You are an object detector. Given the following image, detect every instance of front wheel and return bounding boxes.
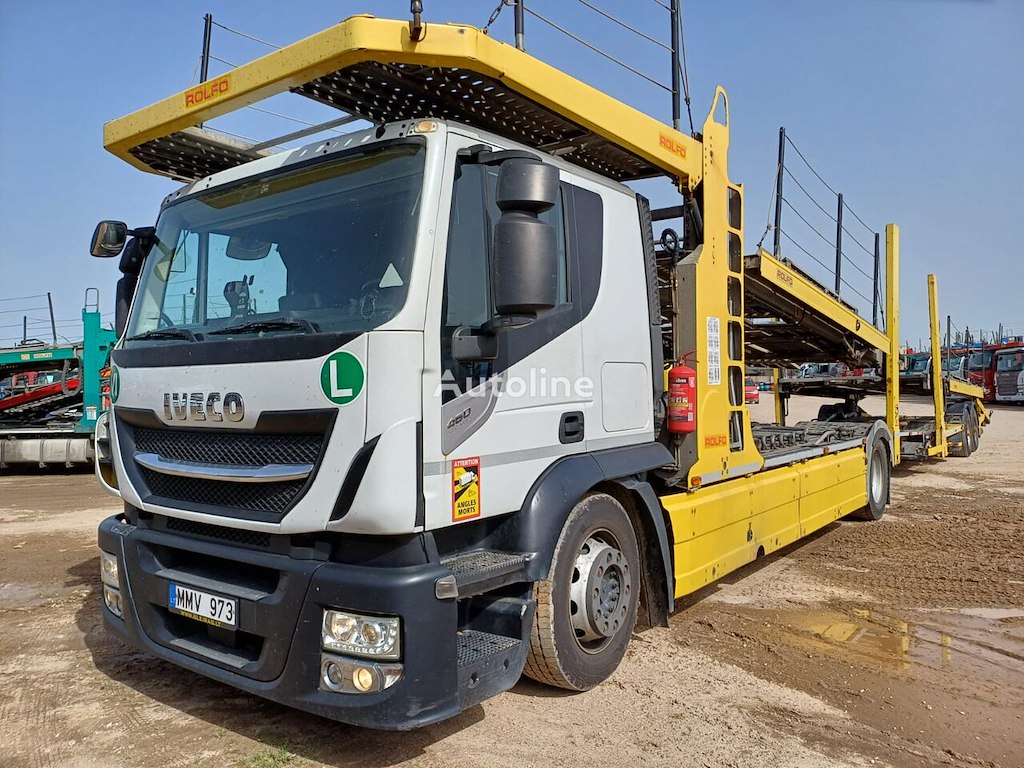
[524,493,640,691]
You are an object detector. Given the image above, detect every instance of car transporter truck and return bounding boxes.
[89,11,987,729]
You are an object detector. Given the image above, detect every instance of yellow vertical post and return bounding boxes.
[772,368,784,425]
[927,274,947,456]
[885,224,901,464]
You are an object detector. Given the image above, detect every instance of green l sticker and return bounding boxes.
[320,351,364,406]
[110,366,120,403]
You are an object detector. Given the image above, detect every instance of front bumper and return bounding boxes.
[98,515,526,730]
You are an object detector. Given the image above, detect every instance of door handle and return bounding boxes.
[559,411,585,444]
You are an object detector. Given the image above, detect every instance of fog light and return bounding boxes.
[319,653,403,695]
[352,667,374,692]
[324,661,347,689]
[100,550,119,588]
[103,584,123,618]
[322,609,400,660]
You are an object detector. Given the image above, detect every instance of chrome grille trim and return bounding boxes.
[134,451,313,483]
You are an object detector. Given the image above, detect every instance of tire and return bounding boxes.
[966,405,980,454]
[854,438,890,521]
[948,403,973,457]
[524,493,640,691]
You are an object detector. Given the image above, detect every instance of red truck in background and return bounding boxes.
[968,340,1024,402]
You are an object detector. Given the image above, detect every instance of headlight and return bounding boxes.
[100,550,120,588]
[322,609,401,660]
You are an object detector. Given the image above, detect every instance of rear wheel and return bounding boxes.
[854,439,890,521]
[966,405,980,454]
[948,403,973,457]
[524,493,640,691]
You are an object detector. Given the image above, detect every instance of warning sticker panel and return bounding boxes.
[706,316,721,386]
[452,457,481,522]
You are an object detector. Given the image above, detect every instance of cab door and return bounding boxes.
[420,132,587,530]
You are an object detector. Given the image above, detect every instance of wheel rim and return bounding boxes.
[568,529,632,654]
[869,447,885,504]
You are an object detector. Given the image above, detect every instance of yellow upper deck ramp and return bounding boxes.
[105,15,704,185]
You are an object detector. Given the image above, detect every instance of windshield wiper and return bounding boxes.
[125,328,199,342]
[208,318,318,336]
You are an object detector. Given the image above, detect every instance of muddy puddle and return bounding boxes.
[778,605,1024,682]
[688,598,1024,766]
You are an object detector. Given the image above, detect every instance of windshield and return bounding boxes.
[997,352,1024,372]
[125,143,425,344]
[968,351,992,369]
[910,356,929,372]
[940,355,965,372]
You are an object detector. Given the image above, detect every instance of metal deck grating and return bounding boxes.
[128,127,275,182]
[456,630,520,667]
[294,63,658,182]
[126,63,661,183]
[441,550,528,579]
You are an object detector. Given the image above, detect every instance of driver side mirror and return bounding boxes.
[453,158,559,363]
[491,158,559,319]
[90,221,128,258]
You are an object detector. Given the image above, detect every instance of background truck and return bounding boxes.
[90,10,969,729]
[1,291,116,467]
[994,347,1024,403]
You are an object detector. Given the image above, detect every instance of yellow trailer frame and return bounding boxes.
[921,274,988,458]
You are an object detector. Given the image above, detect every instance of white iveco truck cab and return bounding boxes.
[93,115,667,728]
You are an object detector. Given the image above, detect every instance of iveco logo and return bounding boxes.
[163,392,244,423]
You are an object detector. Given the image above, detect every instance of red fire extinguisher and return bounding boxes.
[667,354,697,434]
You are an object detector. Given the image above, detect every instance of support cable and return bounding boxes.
[755,161,782,250]
[784,134,838,196]
[675,4,696,135]
[523,6,671,91]
[783,168,837,223]
[209,54,239,68]
[575,0,671,50]
[778,219,872,306]
[243,104,353,134]
[188,55,203,86]
[781,197,836,251]
[784,133,879,254]
[782,164,878,281]
[840,225,876,261]
[778,229,834,275]
[841,199,877,237]
[210,20,281,49]
[195,53,351,141]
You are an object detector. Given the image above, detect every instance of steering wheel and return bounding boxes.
[157,312,175,329]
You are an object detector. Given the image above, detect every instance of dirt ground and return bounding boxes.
[2,396,1022,768]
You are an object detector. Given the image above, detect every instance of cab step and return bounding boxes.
[439,550,530,598]
[456,627,530,711]
[457,629,521,669]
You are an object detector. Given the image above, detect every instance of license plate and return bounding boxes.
[168,583,237,629]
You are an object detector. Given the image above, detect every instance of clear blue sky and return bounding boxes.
[1,1,1021,349]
